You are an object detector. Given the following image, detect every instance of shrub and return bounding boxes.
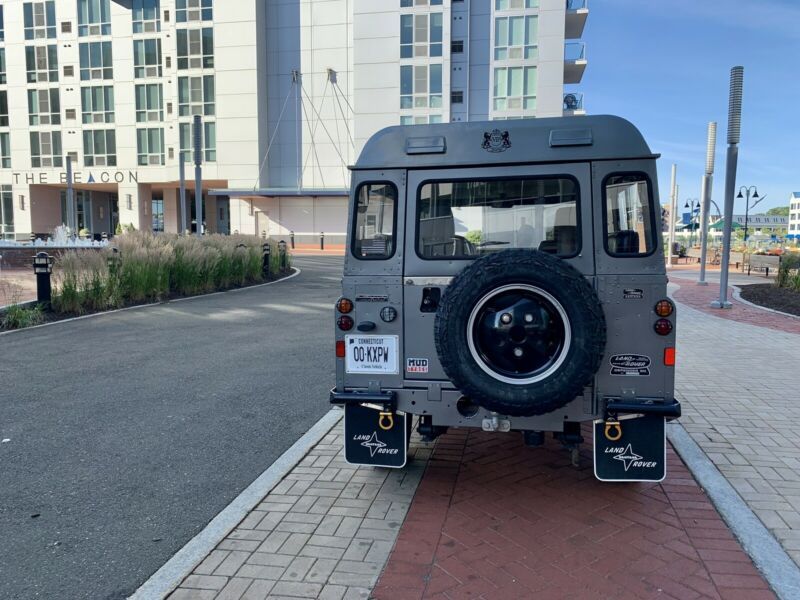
[776,252,800,291]
[1,304,45,330]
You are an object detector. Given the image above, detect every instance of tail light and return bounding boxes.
[654,319,673,336]
[337,315,354,331]
[664,347,676,366]
[336,340,345,357]
[655,299,674,317]
[336,297,354,314]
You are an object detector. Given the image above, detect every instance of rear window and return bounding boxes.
[603,173,656,257]
[417,176,580,259]
[352,182,397,260]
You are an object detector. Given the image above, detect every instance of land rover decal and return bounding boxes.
[609,354,651,376]
[482,129,511,153]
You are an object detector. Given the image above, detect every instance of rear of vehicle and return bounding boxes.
[332,116,679,481]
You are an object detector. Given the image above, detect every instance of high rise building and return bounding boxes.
[0,0,587,246]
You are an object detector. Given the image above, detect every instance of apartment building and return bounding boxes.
[0,0,588,244]
[788,192,800,240]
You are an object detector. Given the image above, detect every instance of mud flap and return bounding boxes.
[344,403,407,468]
[593,414,666,482]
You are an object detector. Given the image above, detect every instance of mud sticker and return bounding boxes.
[406,358,429,373]
[623,288,644,300]
[609,354,651,376]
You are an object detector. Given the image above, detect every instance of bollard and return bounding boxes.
[107,247,120,277]
[290,231,295,249]
[32,251,54,309]
[320,232,325,250]
[29,233,36,244]
[261,230,267,240]
[262,242,271,279]
[766,267,769,279]
[278,240,287,272]
[101,232,108,241]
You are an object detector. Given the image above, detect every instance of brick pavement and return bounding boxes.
[0,268,37,306]
[373,428,774,600]
[169,420,433,600]
[670,281,800,569]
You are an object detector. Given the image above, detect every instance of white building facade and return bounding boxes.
[788,192,800,240]
[0,0,587,246]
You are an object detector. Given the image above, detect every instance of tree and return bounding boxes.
[767,206,790,217]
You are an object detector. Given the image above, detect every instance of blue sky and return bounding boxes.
[579,0,800,212]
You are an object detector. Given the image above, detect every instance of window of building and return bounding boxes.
[400,115,442,125]
[178,75,215,116]
[81,85,114,123]
[133,0,160,33]
[401,0,443,5]
[0,49,5,84]
[400,64,442,109]
[417,177,579,259]
[0,133,9,168]
[133,38,162,78]
[451,40,464,53]
[78,0,111,36]
[152,197,164,231]
[0,91,7,127]
[135,84,163,122]
[30,131,62,167]
[0,186,13,240]
[79,41,113,80]
[400,13,442,58]
[26,45,59,83]
[603,173,656,257]
[176,0,212,23]
[0,6,4,42]
[352,183,397,260]
[176,27,214,69]
[24,1,56,40]
[451,90,463,104]
[27,88,60,125]
[495,0,538,10]
[83,129,116,166]
[137,127,164,165]
[493,66,536,111]
[61,21,72,33]
[494,15,537,60]
[179,121,215,162]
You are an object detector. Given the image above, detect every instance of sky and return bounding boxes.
[579,0,800,213]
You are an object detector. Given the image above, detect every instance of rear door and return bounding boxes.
[402,163,594,382]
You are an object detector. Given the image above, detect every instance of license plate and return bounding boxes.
[593,414,666,482]
[345,335,399,374]
[344,403,407,468]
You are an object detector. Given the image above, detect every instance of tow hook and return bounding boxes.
[604,418,623,442]
[378,411,394,431]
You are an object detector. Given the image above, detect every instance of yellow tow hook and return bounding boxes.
[378,411,394,431]
[604,419,623,442]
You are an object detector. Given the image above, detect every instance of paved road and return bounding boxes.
[0,256,343,600]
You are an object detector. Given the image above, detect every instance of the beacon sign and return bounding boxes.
[12,170,140,185]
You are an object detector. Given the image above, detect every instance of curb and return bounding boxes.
[129,408,344,600]
[667,422,800,600]
[0,268,300,337]
[731,285,800,321]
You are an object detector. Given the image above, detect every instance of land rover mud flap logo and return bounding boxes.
[609,354,651,376]
[353,431,395,457]
[406,358,429,373]
[482,129,511,153]
[344,403,407,468]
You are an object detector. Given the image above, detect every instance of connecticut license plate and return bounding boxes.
[344,335,399,374]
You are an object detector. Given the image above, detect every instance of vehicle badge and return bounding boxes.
[482,129,511,153]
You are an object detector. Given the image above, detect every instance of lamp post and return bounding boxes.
[737,185,762,245]
[684,199,699,248]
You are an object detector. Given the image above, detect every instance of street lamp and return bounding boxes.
[684,199,699,247]
[736,185,763,244]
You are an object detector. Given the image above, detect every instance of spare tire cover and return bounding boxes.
[434,249,606,417]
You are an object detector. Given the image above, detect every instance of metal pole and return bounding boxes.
[66,155,74,233]
[743,189,750,244]
[179,153,187,234]
[698,121,717,286]
[667,164,677,269]
[193,114,203,237]
[712,66,744,309]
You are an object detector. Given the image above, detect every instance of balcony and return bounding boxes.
[564,42,587,84]
[565,0,588,39]
[563,92,585,116]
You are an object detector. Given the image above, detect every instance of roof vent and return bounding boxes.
[549,128,593,147]
[405,136,446,155]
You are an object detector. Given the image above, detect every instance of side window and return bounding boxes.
[352,183,397,260]
[603,173,656,257]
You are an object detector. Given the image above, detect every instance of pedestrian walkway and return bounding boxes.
[0,268,36,306]
[671,280,800,569]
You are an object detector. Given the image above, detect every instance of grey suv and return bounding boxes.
[331,115,680,482]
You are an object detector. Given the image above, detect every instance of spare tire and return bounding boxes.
[434,249,606,417]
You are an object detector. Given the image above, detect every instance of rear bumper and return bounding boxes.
[605,398,681,420]
[330,389,396,412]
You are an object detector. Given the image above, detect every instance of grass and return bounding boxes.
[0,281,46,330]
[50,232,291,316]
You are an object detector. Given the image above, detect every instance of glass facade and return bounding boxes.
[24,2,57,40]
[30,131,62,167]
[83,129,117,166]
[136,127,164,165]
[133,0,160,33]
[27,88,60,125]
[81,86,115,123]
[78,0,111,36]
[79,41,113,80]
[0,185,13,240]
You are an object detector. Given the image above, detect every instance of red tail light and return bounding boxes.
[336,297,354,314]
[336,340,345,358]
[337,315,354,331]
[654,319,673,336]
[664,347,676,366]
